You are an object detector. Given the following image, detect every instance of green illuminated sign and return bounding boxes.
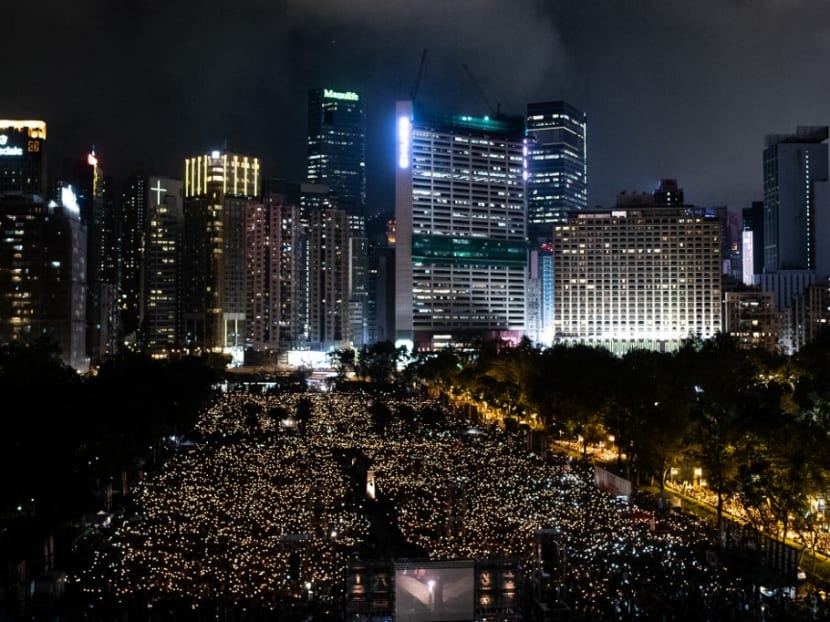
[323,89,359,102]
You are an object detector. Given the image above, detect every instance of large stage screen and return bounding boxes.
[394,561,474,622]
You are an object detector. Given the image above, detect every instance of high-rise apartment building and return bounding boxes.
[182,151,260,363]
[526,101,587,237]
[307,208,350,350]
[723,291,778,352]
[395,101,527,350]
[141,177,183,356]
[553,200,722,354]
[245,191,304,356]
[763,127,828,273]
[0,120,47,198]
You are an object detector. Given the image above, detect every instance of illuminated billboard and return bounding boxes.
[394,561,474,622]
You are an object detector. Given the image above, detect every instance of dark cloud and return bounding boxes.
[2,0,829,210]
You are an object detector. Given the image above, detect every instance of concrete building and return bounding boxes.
[763,126,828,274]
[182,151,260,363]
[723,291,779,352]
[0,189,87,371]
[307,208,350,350]
[526,101,587,236]
[307,88,368,348]
[394,101,527,350]
[141,177,183,356]
[245,192,304,356]
[553,201,722,354]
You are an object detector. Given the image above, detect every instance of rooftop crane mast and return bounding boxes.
[462,63,501,117]
[410,49,428,102]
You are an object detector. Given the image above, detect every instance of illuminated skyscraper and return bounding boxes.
[307,208,350,349]
[395,101,527,350]
[0,189,87,371]
[0,121,86,370]
[526,101,587,237]
[742,201,764,286]
[119,175,146,341]
[553,200,722,354]
[307,88,368,347]
[0,120,47,198]
[245,188,304,356]
[182,151,260,362]
[59,150,118,362]
[306,88,366,218]
[763,126,828,273]
[141,177,183,356]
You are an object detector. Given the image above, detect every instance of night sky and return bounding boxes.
[4,0,830,213]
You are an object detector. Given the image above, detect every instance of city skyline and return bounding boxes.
[5,1,830,212]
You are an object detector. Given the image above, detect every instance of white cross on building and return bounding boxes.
[151,180,167,204]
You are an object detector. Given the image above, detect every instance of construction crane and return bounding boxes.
[462,64,500,117]
[410,49,428,101]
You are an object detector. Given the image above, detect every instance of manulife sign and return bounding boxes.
[324,89,359,102]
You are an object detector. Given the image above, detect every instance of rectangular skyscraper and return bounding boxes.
[307,88,368,348]
[245,190,304,356]
[395,101,527,350]
[526,101,587,238]
[142,177,183,356]
[307,88,366,219]
[182,151,260,363]
[763,126,828,272]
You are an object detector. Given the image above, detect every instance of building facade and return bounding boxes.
[61,150,117,363]
[182,151,260,363]
[307,88,368,349]
[554,206,722,354]
[245,193,304,356]
[119,175,146,342]
[525,101,587,237]
[307,88,366,219]
[307,208,350,350]
[395,101,527,350]
[723,291,779,352]
[763,127,828,273]
[0,189,87,371]
[141,177,183,356]
[0,120,47,198]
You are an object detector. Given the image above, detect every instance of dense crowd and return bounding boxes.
[79,391,825,619]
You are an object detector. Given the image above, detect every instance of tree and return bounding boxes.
[609,350,693,489]
[356,341,408,385]
[410,347,462,396]
[678,333,754,535]
[329,348,356,382]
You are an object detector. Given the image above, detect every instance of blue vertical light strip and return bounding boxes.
[398,116,411,169]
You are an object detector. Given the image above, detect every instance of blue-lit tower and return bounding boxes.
[526,101,587,238]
